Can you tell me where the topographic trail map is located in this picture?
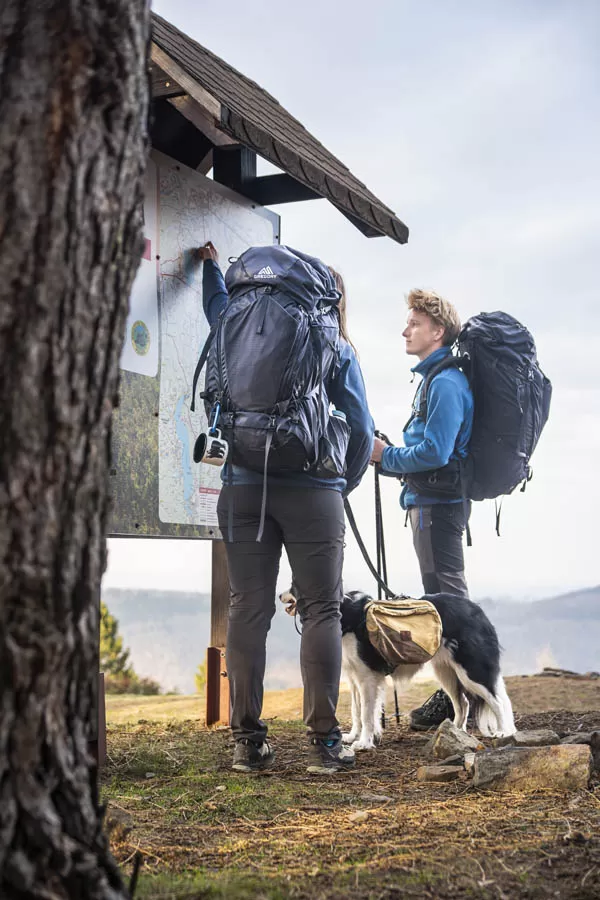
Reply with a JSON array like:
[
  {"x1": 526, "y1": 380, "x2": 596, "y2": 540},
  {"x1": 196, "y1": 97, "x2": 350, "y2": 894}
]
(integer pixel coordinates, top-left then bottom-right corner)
[
  {"x1": 109, "y1": 151, "x2": 278, "y2": 538},
  {"x1": 157, "y1": 155, "x2": 276, "y2": 528}
]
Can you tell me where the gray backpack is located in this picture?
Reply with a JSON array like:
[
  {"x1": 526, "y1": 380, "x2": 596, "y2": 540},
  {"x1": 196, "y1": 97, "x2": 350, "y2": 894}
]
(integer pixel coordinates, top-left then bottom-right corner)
[{"x1": 191, "y1": 246, "x2": 350, "y2": 492}]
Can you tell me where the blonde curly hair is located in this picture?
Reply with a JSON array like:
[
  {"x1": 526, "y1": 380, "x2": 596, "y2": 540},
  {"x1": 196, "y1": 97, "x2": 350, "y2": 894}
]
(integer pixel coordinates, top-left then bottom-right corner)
[{"x1": 407, "y1": 289, "x2": 461, "y2": 346}]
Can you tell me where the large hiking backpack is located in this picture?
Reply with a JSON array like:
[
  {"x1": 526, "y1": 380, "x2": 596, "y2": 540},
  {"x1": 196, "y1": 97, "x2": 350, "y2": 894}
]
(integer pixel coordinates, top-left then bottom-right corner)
[
  {"x1": 191, "y1": 245, "x2": 348, "y2": 480},
  {"x1": 412, "y1": 311, "x2": 552, "y2": 501}
]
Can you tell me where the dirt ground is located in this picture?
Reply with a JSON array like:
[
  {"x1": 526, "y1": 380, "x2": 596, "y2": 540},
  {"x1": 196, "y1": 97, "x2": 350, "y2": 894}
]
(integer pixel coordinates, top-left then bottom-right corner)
[{"x1": 102, "y1": 675, "x2": 600, "y2": 899}]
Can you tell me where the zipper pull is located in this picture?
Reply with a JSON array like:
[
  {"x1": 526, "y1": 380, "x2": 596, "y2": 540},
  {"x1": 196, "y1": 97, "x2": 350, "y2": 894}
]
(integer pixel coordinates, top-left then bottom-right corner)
[{"x1": 256, "y1": 291, "x2": 269, "y2": 334}]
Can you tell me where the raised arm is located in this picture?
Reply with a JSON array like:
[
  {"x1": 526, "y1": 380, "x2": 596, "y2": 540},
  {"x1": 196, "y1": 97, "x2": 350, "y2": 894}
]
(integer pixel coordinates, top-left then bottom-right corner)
[{"x1": 198, "y1": 241, "x2": 228, "y2": 327}]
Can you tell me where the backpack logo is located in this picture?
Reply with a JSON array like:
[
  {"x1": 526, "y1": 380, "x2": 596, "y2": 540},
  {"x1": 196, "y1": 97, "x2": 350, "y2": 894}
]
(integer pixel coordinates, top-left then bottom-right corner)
[{"x1": 255, "y1": 265, "x2": 276, "y2": 279}]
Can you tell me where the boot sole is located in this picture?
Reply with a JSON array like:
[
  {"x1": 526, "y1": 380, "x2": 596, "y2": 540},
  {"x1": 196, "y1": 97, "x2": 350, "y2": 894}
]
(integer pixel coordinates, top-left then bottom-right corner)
[{"x1": 306, "y1": 762, "x2": 355, "y2": 774}]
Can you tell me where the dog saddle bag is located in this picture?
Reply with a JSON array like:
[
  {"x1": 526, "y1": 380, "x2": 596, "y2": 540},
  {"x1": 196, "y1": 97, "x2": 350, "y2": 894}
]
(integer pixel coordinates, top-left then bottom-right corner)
[{"x1": 365, "y1": 597, "x2": 442, "y2": 667}]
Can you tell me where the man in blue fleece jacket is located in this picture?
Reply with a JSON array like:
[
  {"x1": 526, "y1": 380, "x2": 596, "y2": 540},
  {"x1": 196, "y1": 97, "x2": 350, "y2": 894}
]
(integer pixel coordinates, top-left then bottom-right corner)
[
  {"x1": 371, "y1": 288, "x2": 473, "y2": 729},
  {"x1": 197, "y1": 242, "x2": 374, "y2": 773}
]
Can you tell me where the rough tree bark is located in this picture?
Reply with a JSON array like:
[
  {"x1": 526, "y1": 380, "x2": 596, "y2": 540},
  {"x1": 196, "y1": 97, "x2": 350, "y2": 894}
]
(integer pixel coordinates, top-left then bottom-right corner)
[{"x1": 0, "y1": 2, "x2": 150, "y2": 897}]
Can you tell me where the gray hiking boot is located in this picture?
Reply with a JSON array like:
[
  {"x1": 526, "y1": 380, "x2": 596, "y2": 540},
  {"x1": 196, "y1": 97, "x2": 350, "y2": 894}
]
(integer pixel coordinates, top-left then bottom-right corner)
[
  {"x1": 307, "y1": 737, "x2": 355, "y2": 774},
  {"x1": 232, "y1": 738, "x2": 275, "y2": 773},
  {"x1": 409, "y1": 689, "x2": 454, "y2": 731}
]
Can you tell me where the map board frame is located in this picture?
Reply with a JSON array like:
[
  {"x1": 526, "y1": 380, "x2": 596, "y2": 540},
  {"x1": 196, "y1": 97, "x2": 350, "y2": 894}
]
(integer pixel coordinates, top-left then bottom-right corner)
[{"x1": 108, "y1": 149, "x2": 280, "y2": 540}]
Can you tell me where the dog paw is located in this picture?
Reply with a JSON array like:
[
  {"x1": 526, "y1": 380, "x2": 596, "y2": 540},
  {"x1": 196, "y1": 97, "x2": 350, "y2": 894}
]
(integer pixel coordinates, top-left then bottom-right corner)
[
  {"x1": 342, "y1": 731, "x2": 358, "y2": 744},
  {"x1": 351, "y1": 739, "x2": 376, "y2": 752}
]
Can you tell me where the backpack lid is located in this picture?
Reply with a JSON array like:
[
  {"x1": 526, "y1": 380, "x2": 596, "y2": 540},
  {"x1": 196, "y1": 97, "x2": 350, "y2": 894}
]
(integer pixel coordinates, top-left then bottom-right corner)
[
  {"x1": 459, "y1": 311, "x2": 538, "y2": 364},
  {"x1": 224, "y1": 245, "x2": 340, "y2": 312}
]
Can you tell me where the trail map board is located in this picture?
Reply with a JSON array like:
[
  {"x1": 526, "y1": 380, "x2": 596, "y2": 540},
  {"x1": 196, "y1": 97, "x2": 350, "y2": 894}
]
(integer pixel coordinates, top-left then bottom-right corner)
[{"x1": 109, "y1": 150, "x2": 279, "y2": 539}]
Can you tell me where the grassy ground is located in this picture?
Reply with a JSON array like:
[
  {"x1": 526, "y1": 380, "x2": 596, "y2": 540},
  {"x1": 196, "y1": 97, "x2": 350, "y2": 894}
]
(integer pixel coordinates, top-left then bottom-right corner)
[{"x1": 103, "y1": 676, "x2": 600, "y2": 899}]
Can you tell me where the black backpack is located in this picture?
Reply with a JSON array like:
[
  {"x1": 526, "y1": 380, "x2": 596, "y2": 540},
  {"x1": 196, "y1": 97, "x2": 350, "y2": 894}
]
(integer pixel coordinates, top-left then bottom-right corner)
[
  {"x1": 191, "y1": 245, "x2": 349, "y2": 482},
  {"x1": 408, "y1": 311, "x2": 552, "y2": 503}
]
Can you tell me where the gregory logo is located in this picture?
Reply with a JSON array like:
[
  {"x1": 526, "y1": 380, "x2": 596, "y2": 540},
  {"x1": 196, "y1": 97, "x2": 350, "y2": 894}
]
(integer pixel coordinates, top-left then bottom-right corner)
[{"x1": 255, "y1": 265, "x2": 276, "y2": 279}]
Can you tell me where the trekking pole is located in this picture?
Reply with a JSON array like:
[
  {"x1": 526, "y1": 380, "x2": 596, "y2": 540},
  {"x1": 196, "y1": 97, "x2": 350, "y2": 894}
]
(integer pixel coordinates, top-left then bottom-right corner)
[
  {"x1": 374, "y1": 464, "x2": 386, "y2": 731},
  {"x1": 374, "y1": 463, "x2": 401, "y2": 726}
]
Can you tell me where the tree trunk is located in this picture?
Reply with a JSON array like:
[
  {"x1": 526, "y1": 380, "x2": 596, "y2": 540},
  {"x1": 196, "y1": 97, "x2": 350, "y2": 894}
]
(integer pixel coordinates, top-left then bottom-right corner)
[{"x1": 0, "y1": 2, "x2": 150, "y2": 897}]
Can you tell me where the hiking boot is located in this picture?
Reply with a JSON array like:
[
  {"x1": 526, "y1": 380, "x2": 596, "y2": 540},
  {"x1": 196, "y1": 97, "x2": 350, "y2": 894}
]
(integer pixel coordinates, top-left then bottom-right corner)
[
  {"x1": 232, "y1": 738, "x2": 275, "y2": 773},
  {"x1": 307, "y1": 737, "x2": 356, "y2": 774},
  {"x1": 409, "y1": 689, "x2": 454, "y2": 731}
]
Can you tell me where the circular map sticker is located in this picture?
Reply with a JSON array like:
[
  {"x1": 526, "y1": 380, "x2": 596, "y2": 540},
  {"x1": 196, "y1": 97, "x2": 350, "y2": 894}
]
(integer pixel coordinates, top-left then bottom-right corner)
[{"x1": 131, "y1": 320, "x2": 150, "y2": 356}]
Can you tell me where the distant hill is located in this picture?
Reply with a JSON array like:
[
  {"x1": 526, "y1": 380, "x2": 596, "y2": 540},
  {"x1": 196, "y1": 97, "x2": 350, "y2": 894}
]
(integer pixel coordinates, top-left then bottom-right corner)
[
  {"x1": 101, "y1": 587, "x2": 302, "y2": 694},
  {"x1": 102, "y1": 585, "x2": 600, "y2": 694},
  {"x1": 479, "y1": 585, "x2": 600, "y2": 676}
]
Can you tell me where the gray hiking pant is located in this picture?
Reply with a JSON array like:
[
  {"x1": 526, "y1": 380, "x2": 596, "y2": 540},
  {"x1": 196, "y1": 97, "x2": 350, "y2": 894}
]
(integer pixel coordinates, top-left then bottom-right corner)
[
  {"x1": 409, "y1": 502, "x2": 471, "y2": 598},
  {"x1": 217, "y1": 484, "x2": 345, "y2": 743}
]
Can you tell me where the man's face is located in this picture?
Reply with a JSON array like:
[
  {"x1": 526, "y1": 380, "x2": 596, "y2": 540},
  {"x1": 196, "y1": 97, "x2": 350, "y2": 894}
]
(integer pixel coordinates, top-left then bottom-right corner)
[{"x1": 402, "y1": 310, "x2": 445, "y2": 360}]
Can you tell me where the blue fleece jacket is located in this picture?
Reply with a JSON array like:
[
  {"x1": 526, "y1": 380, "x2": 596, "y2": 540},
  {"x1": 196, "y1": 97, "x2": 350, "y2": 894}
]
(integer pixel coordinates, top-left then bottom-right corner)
[
  {"x1": 201, "y1": 259, "x2": 374, "y2": 494},
  {"x1": 380, "y1": 347, "x2": 473, "y2": 508}
]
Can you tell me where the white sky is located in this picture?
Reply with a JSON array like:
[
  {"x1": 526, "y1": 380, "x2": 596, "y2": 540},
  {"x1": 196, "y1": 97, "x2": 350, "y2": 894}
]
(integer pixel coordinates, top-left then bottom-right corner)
[{"x1": 104, "y1": 0, "x2": 600, "y2": 602}]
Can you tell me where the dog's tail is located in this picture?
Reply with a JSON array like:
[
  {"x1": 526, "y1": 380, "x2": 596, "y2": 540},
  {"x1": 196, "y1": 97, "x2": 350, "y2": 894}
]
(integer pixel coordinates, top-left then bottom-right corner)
[
  {"x1": 471, "y1": 677, "x2": 516, "y2": 737},
  {"x1": 473, "y1": 697, "x2": 498, "y2": 737}
]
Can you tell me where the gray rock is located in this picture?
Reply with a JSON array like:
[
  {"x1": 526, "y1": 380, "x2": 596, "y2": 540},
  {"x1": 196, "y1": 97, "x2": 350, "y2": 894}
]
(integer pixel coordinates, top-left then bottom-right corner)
[
  {"x1": 359, "y1": 792, "x2": 394, "y2": 803},
  {"x1": 348, "y1": 811, "x2": 370, "y2": 823},
  {"x1": 474, "y1": 744, "x2": 592, "y2": 792},
  {"x1": 561, "y1": 733, "x2": 594, "y2": 745},
  {"x1": 431, "y1": 719, "x2": 484, "y2": 759},
  {"x1": 440, "y1": 754, "x2": 465, "y2": 767},
  {"x1": 416, "y1": 765, "x2": 462, "y2": 783},
  {"x1": 493, "y1": 729, "x2": 560, "y2": 748}
]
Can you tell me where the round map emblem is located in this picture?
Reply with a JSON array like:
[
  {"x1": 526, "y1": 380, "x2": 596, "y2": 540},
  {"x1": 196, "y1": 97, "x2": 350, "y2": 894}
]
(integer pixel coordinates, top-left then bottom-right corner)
[{"x1": 131, "y1": 320, "x2": 150, "y2": 356}]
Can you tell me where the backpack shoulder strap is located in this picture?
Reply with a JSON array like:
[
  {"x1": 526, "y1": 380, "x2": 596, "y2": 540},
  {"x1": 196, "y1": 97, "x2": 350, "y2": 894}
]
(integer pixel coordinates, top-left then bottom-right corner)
[
  {"x1": 190, "y1": 324, "x2": 217, "y2": 413},
  {"x1": 417, "y1": 355, "x2": 465, "y2": 422}
]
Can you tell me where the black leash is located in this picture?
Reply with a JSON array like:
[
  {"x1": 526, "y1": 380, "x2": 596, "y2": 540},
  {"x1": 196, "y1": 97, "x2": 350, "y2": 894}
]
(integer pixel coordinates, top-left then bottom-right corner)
[{"x1": 344, "y1": 497, "x2": 396, "y2": 600}]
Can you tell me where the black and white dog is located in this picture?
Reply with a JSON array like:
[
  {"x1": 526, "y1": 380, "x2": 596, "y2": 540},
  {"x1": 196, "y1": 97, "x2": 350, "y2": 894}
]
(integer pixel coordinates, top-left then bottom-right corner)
[{"x1": 280, "y1": 587, "x2": 515, "y2": 751}]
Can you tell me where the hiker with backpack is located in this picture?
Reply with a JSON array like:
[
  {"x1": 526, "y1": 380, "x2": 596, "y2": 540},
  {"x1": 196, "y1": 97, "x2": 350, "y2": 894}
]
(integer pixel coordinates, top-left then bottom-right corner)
[
  {"x1": 370, "y1": 289, "x2": 473, "y2": 730},
  {"x1": 194, "y1": 241, "x2": 374, "y2": 773},
  {"x1": 370, "y1": 289, "x2": 551, "y2": 730}
]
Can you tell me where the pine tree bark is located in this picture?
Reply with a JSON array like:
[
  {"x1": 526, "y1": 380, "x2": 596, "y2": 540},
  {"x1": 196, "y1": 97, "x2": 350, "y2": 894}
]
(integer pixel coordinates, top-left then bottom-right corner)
[{"x1": 0, "y1": 2, "x2": 150, "y2": 897}]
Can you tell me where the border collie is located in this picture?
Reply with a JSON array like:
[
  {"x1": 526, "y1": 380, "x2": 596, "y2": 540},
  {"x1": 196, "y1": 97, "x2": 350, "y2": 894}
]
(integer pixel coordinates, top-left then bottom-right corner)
[{"x1": 280, "y1": 588, "x2": 515, "y2": 751}]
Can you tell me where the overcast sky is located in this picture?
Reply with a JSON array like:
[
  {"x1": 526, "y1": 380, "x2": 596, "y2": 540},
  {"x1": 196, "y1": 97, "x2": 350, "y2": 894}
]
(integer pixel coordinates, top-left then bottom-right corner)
[{"x1": 105, "y1": 0, "x2": 600, "y2": 602}]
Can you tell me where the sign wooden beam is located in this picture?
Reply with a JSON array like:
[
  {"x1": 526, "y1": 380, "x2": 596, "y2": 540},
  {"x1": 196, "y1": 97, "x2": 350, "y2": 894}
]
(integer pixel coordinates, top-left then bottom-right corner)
[{"x1": 206, "y1": 540, "x2": 230, "y2": 727}]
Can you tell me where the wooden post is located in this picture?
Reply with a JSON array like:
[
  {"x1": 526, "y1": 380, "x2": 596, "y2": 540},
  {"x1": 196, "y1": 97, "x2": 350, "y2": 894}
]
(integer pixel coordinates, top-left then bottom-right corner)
[
  {"x1": 88, "y1": 672, "x2": 106, "y2": 766},
  {"x1": 206, "y1": 540, "x2": 230, "y2": 727}
]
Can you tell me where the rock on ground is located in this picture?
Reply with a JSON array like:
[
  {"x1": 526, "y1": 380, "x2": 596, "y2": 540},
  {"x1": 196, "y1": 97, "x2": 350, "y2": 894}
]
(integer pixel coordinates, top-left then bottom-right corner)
[
  {"x1": 493, "y1": 729, "x2": 560, "y2": 748},
  {"x1": 473, "y1": 744, "x2": 592, "y2": 791},
  {"x1": 416, "y1": 765, "x2": 462, "y2": 783},
  {"x1": 431, "y1": 719, "x2": 484, "y2": 759}
]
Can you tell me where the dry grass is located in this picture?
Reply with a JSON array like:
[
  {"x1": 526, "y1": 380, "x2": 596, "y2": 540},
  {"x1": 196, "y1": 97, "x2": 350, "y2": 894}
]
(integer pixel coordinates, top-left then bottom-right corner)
[
  {"x1": 106, "y1": 674, "x2": 600, "y2": 726},
  {"x1": 102, "y1": 677, "x2": 600, "y2": 899}
]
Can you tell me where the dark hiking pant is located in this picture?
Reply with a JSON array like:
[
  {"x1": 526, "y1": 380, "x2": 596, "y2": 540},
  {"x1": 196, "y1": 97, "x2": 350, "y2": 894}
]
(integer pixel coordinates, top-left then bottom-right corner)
[
  {"x1": 217, "y1": 484, "x2": 345, "y2": 744},
  {"x1": 408, "y1": 502, "x2": 471, "y2": 599}
]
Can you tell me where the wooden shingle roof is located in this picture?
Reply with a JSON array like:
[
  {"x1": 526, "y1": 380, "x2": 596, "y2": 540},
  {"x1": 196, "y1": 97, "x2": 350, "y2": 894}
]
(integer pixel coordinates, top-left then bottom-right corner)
[{"x1": 151, "y1": 13, "x2": 409, "y2": 244}]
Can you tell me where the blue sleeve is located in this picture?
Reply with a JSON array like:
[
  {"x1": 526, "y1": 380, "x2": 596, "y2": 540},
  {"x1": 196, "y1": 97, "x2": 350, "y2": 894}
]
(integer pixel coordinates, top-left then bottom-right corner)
[
  {"x1": 328, "y1": 342, "x2": 374, "y2": 494},
  {"x1": 380, "y1": 373, "x2": 463, "y2": 474},
  {"x1": 202, "y1": 259, "x2": 228, "y2": 327}
]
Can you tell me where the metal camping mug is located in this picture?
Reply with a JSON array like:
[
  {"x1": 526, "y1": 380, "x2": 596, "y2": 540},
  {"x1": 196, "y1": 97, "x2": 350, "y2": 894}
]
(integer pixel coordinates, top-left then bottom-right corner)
[{"x1": 193, "y1": 428, "x2": 229, "y2": 466}]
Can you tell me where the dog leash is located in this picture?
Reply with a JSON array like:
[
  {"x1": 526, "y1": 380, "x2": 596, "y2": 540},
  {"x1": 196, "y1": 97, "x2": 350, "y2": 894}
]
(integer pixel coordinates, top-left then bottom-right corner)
[
  {"x1": 343, "y1": 430, "x2": 401, "y2": 601},
  {"x1": 344, "y1": 497, "x2": 396, "y2": 600}
]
